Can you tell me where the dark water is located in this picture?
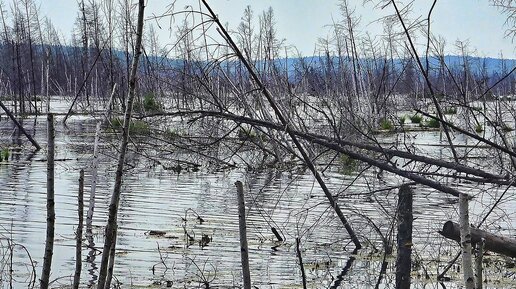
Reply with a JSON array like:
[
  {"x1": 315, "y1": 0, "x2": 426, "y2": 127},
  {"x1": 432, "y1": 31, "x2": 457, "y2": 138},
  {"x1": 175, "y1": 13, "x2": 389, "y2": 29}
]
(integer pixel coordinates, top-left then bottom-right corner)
[{"x1": 0, "y1": 110, "x2": 515, "y2": 288}]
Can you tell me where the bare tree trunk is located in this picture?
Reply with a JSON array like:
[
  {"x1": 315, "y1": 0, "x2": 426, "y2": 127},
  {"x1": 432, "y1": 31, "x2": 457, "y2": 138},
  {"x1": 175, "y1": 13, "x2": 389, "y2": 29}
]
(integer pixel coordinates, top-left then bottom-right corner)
[
  {"x1": 0, "y1": 100, "x2": 41, "y2": 150},
  {"x1": 86, "y1": 122, "x2": 101, "y2": 227},
  {"x1": 73, "y1": 169, "x2": 85, "y2": 289},
  {"x1": 202, "y1": 0, "x2": 362, "y2": 249},
  {"x1": 105, "y1": 222, "x2": 118, "y2": 289},
  {"x1": 395, "y1": 184, "x2": 413, "y2": 289},
  {"x1": 475, "y1": 239, "x2": 484, "y2": 289},
  {"x1": 96, "y1": 2, "x2": 145, "y2": 288},
  {"x1": 460, "y1": 193, "x2": 474, "y2": 289},
  {"x1": 40, "y1": 113, "x2": 55, "y2": 289},
  {"x1": 235, "y1": 181, "x2": 251, "y2": 289},
  {"x1": 296, "y1": 237, "x2": 307, "y2": 289}
]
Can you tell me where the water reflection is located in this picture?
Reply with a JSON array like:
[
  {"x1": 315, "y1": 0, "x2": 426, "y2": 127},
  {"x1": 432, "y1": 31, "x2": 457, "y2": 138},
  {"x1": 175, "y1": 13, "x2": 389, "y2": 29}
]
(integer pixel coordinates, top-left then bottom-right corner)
[{"x1": 0, "y1": 115, "x2": 515, "y2": 288}]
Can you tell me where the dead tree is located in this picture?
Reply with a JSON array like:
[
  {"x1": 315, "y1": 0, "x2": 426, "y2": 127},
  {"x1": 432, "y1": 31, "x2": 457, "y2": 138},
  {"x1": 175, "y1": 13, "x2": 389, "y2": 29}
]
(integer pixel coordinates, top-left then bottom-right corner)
[
  {"x1": 201, "y1": 0, "x2": 362, "y2": 250},
  {"x1": 40, "y1": 113, "x2": 55, "y2": 289},
  {"x1": 73, "y1": 169, "x2": 85, "y2": 289},
  {"x1": 96, "y1": 1, "x2": 145, "y2": 288}
]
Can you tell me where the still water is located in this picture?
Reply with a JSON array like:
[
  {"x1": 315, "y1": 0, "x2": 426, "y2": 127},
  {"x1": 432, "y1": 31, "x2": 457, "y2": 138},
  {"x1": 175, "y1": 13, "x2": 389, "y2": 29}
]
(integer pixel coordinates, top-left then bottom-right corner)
[{"x1": 0, "y1": 112, "x2": 515, "y2": 288}]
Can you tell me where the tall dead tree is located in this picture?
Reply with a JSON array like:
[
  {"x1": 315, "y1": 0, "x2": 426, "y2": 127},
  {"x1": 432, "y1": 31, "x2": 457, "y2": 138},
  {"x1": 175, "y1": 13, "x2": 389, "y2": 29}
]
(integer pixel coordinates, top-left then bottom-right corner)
[
  {"x1": 40, "y1": 113, "x2": 55, "y2": 289},
  {"x1": 96, "y1": 1, "x2": 145, "y2": 288},
  {"x1": 201, "y1": 0, "x2": 362, "y2": 250}
]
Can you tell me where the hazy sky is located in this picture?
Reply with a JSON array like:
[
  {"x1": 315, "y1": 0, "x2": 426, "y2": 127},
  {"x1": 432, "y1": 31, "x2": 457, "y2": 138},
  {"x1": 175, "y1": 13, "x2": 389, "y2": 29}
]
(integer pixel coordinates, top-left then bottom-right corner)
[{"x1": 37, "y1": 0, "x2": 515, "y2": 58}]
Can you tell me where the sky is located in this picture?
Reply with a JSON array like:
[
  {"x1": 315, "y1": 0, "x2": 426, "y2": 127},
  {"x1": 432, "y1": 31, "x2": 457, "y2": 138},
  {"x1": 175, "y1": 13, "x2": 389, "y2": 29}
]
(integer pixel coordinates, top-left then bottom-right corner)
[{"x1": 36, "y1": 0, "x2": 515, "y2": 58}]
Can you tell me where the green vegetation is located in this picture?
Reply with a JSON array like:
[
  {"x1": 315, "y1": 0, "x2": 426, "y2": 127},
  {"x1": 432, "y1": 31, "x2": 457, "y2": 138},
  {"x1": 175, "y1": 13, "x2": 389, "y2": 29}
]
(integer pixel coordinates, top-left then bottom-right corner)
[
  {"x1": 133, "y1": 93, "x2": 162, "y2": 113},
  {"x1": 501, "y1": 123, "x2": 514, "y2": 132},
  {"x1": 339, "y1": 154, "x2": 358, "y2": 175},
  {"x1": 409, "y1": 114, "x2": 423, "y2": 124},
  {"x1": 379, "y1": 118, "x2": 394, "y2": 131},
  {"x1": 0, "y1": 148, "x2": 8, "y2": 162},
  {"x1": 443, "y1": 107, "x2": 457, "y2": 114},
  {"x1": 399, "y1": 115, "x2": 406, "y2": 125},
  {"x1": 471, "y1": 106, "x2": 483, "y2": 112},
  {"x1": 143, "y1": 93, "x2": 161, "y2": 112},
  {"x1": 110, "y1": 117, "x2": 151, "y2": 135},
  {"x1": 164, "y1": 128, "x2": 180, "y2": 140},
  {"x1": 237, "y1": 127, "x2": 268, "y2": 142},
  {"x1": 475, "y1": 124, "x2": 483, "y2": 133},
  {"x1": 424, "y1": 118, "x2": 441, "y2": 128}
]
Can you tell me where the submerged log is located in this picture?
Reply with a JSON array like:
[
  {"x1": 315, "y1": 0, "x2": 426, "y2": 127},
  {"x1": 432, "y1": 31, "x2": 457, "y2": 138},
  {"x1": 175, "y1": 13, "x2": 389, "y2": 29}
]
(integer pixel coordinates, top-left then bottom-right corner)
[{"x1": 439, "y1": 221, "x2": 516, "y2": 258}]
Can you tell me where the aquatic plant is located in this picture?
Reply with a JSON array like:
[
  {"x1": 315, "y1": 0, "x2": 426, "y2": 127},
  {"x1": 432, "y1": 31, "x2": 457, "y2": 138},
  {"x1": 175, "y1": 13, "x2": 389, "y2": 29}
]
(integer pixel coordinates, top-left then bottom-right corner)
[
  {"x1": 109, "y1": 117, "x2": 150, "y2": 135},
  {"x1": 379, "y1": 118, "x2": 394, "y2": 131},
  {"x1": 475, "y1": 124, "x2": 483, "y2": 133},
  {"x1": 501, "y1": 123, "x2": 514, "y2": 132},
  {"x1": 1, "y1": 148, "x2": 9, "y2": 161},
  {"x1": 425, "y1": 118, "x2": 441, "y2": 128},
  {"x1": 339, "y1": 154, "x2": 358, "y2": 175},
  {"x1": 443, "y1": 107, "x2": 457, "y2": 114},
  {"x1": 164, "y1": 128, "x2": 180, "y2": 140},
  {"x1": 143, "y1": 92, "x2": 161, "y2": 112},
  {"x1": 410, "y1": 114, "x2": 423, "y2": 124}
]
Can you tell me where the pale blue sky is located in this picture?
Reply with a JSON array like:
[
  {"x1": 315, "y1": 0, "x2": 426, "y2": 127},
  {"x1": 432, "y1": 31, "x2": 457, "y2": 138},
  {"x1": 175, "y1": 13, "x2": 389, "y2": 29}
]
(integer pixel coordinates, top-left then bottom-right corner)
[{"x1": 37, "y1": 0, "x2": 515, "y2": 58}]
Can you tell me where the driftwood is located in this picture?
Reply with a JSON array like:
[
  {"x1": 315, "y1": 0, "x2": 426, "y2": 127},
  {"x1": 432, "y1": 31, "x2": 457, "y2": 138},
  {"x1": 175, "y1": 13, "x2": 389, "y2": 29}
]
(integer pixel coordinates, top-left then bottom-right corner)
[{"x1": 439, "y1": 221, "x2": 516, "y2": 258}]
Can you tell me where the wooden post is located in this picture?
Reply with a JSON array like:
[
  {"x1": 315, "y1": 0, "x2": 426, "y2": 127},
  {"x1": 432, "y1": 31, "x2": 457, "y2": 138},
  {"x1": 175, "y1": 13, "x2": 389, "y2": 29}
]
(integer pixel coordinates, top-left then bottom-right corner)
[
  {"x1": 396, "y1": 184, "x2": 413, "y2": 289},
  {"x1": 235, "y1": 181, "x2": 251, "y2": 289},
  {"x1": 296, "y1": 237, "x2": 307, "y2": 289},
  {"x1": 73, "y1": 169, "x2": 85, "y2": 289},
  {"x1": 475, "y1": 238, "x2": 484, "y2": 289},
  {"x1": 40, "y1": 113, "x2": 55, "y2": 289},
  {"x1": 460, "y1": 193, "x2": 474, "y2": 289}
]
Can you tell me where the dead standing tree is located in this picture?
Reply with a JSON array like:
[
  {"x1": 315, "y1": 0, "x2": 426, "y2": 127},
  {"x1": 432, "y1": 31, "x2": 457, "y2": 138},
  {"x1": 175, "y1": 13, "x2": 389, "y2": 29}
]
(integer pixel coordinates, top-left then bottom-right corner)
[
  {"x1": 96, "y1": 1, "x2": 145, "y2": 289},
  {"x1": 40, "y1": 113, "x2": 55, "y2": 289},
  {"x1": 201, "y1": 0, "x2": 362, "y2": 250}
]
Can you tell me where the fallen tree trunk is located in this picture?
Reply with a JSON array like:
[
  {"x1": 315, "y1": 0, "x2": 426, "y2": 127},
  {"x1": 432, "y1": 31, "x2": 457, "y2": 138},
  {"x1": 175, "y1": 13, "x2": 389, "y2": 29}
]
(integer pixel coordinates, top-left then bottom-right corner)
[{"x1": 439, "y1": 221, "x2": 516, "y2": 258}]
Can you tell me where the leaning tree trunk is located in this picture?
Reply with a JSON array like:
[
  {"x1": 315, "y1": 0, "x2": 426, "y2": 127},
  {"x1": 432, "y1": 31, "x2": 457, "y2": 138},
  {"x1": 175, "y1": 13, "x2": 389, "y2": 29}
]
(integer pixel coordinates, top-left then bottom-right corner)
[
  {"x1": 40, "y1": 113, "x2": 55, "y2": 289},
  {"x1": 96, "y1": 2, "x2": 145, "y2": 289}
]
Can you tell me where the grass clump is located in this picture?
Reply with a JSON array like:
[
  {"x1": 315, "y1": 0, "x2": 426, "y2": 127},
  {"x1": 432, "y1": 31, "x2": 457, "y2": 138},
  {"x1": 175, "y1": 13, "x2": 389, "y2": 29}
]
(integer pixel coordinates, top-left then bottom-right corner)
[
  {"x1": 501, "y1": 123, "x2": 514, "y2": 132},
  {"x1": 472, "y1": 106, "x2": 483, "y2": 112},
  {"x1": 164, "y1": 128, "x2": 180, "y2": 140},
  {"x1": 0, "y1": 148, "x2": 9, "y2": 162},
  {"x1": 443, "y1": 107, "x2": 457, "y2": 114},
  {"x1": 410, "y1": 114, "x2": 423, "y2": 124},
  {"x1": 424, "y1": 118, "x2": 441, "y2": 128},
  {"x1": 110, "y1": 117, "x2": 150, "y2": 135},
  {"x1": 475, "y1": 124, "x2": 483, "y2": 133},
  {"x1": 133, "y1": 93, "x2": 162, "y2": 113},
  {"x1": 379, "y1": 118, "x2": 394, "y2": 131},
  {"x1": 143, "y1": 93, "x2": 161, "y2": 112},
  {"x1": 339, "y1": 154, "x2": 358, "y2": 175},
  {"x1": 399, "y1": 115, "x2": 406, "y2": 125}
]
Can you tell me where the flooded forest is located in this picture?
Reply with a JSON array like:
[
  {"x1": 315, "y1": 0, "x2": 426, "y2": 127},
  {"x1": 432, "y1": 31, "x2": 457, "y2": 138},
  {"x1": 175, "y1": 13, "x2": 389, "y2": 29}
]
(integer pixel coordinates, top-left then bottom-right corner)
[{"x1": 1, "y1": 0, "x2": 516, "y2": 288}]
